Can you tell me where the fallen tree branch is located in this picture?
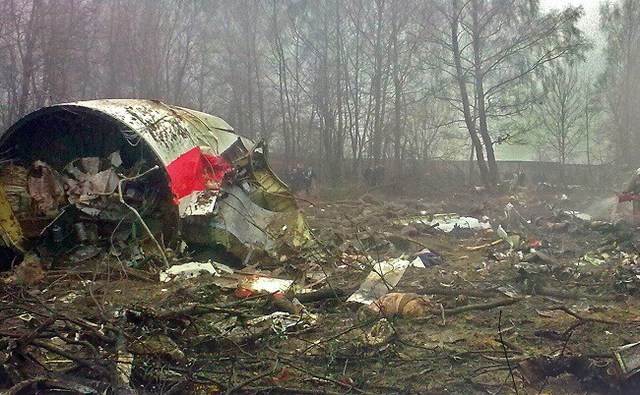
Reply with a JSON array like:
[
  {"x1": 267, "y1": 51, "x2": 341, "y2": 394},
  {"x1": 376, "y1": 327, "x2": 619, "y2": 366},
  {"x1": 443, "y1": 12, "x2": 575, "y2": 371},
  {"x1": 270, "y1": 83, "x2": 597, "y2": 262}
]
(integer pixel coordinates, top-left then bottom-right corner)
[
  {"x1": 550, "y1": 305, "x2": 621, "y2": 325},
  {"x1": 17, "y1": 316, "x2": 57, "y2": 346},
  {"x1": 238, "y1": 386, "x2": 344, "y2": 395},
  {"x1": 536, "y1": 286, "x2": 620, "y2": 302},
  {"x1": 295, "y1": 287, "x2": 346, "y2": 303},
  {"x1": 31, "y1": 339, "x2": 110, "y2": 377},
  {"x1": 418, "y1": 286, "x2": 499, "y2": 298},
  {"x1": 499, "y1": 310, "x2": 519, "y2": 394},
  {"x1": 282, "y1": 358, "x2": 370, "y2": 394},
  {"x1": 6, "y1": 377, "x2": 99, "y2": 395},
  {"x1": 225, "y1": 368, "x2": 275, "y2": 394},
  {"x1": 154, "y1": 304, "x2": 249, "y2": 320}
]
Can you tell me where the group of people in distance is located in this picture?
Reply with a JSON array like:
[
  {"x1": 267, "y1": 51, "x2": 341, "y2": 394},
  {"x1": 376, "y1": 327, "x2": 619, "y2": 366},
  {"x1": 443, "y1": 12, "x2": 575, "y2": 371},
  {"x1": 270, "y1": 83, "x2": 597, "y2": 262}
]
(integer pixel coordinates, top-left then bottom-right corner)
[
  {"x1": 286, "y1": 163, "x2": 386, "y2": 196},
  {"x1": 286, "y1": 164, "x2": 316, "y2": 195}
]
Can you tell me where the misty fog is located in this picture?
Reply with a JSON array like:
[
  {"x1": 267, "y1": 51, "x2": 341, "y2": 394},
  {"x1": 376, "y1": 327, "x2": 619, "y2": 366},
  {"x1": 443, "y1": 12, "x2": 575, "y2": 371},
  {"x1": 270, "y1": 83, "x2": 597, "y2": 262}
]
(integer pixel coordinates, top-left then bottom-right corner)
[{"x1": 0, "y1": 0, "x2": 636, "y2": 189}]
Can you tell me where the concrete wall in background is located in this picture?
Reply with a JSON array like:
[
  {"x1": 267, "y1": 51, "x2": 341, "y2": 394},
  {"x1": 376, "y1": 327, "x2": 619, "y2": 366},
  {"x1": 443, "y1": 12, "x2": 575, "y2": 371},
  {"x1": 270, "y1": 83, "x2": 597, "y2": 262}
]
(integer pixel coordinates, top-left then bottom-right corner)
[{"x1": 269, "y1": 155, "x2": 615, "y2": 190}]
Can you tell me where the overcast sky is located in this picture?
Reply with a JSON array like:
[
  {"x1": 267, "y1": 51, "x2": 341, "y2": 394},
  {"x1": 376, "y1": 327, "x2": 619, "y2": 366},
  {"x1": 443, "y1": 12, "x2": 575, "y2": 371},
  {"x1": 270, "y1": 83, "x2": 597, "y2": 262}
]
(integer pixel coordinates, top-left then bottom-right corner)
[
  {"x1": 541, "y1": 0, "x2": 610, "y2": 38},
  {"x1": 540, "y1": 0, "x2": 612, "y2": 70},
  {"x1": 540, "y1": 0, "x2": 608, "y2": 12},
  {"x1": 540, "y1": 0, "x2": 613, "y2": 35}
]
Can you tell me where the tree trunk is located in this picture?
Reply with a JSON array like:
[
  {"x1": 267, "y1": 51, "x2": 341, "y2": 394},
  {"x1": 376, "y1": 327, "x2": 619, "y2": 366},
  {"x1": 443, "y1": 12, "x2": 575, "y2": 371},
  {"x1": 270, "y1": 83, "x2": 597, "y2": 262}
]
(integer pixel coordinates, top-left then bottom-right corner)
[
  {"x1": 450, "y1": 3, "x2": 490, "y2": 187},
  {"x1": 471, "y1": 0, "x2": 498, "y2": 189}
]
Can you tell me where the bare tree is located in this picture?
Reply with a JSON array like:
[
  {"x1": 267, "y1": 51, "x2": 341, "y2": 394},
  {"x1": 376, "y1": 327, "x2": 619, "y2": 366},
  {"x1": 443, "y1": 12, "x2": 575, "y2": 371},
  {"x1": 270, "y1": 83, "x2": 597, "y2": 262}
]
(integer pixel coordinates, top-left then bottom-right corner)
[
  {"x1": 429, "y1": 0, "x2": 586, "y2": 189},
  {"x1": 0, "y1": 0, "x2": 447, "y2": 173},
  {"x1": 534, "y1": 63, "x2": 585, "y2": 185}
]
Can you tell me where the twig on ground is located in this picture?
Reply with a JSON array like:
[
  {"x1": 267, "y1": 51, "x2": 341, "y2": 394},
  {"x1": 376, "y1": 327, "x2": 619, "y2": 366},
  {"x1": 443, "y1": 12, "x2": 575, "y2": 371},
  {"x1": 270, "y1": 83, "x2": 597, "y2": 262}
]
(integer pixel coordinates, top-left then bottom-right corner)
[
  {"x1": 31, "y1": 339, "x2": 110, "y2": 377},
  {"x1": 550, "y1": 305, "x2": 620, "y2": 325},
  {"x1": 466, "y1": 239, "x2": 504, "y2": 251},
  {"x1": 295, "y1": 287, "x2": 346, "y2": 303},
  {"x1": 225, "y1": 367, "x2": 276, "y2": 394},
  {"x1": 282, "y1": 358, "x2": 370, "y2": 394},
  {"x1": 238, "y1": 386, "x2": 343, "y2": 395},
  {"x1": 499, "y1": 310, "x2": 519, "y2": 395}
]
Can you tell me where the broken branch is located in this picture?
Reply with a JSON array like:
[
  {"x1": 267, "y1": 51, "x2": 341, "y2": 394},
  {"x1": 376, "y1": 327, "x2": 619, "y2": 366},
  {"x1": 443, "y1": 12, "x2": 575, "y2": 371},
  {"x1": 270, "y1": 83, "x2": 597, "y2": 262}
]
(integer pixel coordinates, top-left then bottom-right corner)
[{"x1": 116, "y1": 165, "x2": 170, "y2": 268}]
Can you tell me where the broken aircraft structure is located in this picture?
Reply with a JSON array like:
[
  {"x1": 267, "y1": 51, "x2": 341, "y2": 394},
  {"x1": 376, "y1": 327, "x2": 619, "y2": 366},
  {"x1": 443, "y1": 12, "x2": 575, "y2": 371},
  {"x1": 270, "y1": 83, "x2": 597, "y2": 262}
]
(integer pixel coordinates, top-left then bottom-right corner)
[{"x1": 0, "y1": 99, "x2": 313, "y2": 268}]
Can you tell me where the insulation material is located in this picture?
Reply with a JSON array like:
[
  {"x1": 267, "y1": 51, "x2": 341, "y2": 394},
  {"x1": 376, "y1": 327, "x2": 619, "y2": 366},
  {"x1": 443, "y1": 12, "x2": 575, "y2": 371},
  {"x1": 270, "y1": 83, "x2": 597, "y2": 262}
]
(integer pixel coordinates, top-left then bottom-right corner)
[
  {"x1": 0, "y1": 165, "x2": 31, "y2": 218},
  {"x1": 160, "y1": 261, "x2": 217, "y2": 282},
  {"x1": 240, "y1": 275, "x2": 294, "y2": 294},
  {"x1": 64, "y1": 156, "x2": 120, "y2": 204},
  {"x1": 0, "y1": 185, "x2": 23, "y2": 249}
]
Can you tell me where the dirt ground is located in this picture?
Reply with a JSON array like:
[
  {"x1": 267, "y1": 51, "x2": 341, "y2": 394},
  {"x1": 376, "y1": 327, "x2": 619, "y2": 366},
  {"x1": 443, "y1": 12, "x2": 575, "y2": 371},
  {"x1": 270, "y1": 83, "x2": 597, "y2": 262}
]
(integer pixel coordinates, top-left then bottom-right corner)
[{"x1": 3, "y1": 183, "x2": 640, "y2": 394}]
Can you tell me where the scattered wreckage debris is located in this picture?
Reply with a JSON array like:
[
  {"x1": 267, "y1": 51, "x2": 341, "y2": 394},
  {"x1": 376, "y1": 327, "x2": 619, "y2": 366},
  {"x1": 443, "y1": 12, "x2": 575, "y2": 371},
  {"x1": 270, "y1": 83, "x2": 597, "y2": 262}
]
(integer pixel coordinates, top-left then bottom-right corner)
[
  {"x1": 4, "y1": 102, "x2": 640, "y2": 392},
  {"x1": 0, "y1": 275, "x2": 319, "y2": 394},
  {"x1": 397, "y1": 212, "x2": 492, "y2": 234},
  {"x1": 517, "y1": 337, "x2": 640, "y2": 393},
  {"x1": 614, "y1": 341, "x2": 640, "y2": 379}
]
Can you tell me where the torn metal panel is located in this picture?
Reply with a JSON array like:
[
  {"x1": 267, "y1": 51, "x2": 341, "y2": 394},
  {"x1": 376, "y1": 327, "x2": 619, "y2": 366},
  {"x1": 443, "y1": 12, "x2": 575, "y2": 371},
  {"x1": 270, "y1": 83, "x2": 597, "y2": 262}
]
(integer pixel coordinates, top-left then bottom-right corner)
[
  {"x1": 178, "y1": 191, "x2": 218, "y2": 218},
  {"x1": 167, "y1": 147, "x2": 231, "y2": 199},
  {"x1": 1, "y1": 99, "x2": 252, "y2": 178},
  {"x1": 249, "y1": 161, "x2": 299, "y2": 213},
  {"x1": 210, "y1": 184, "x2": 313, "y2": 255},
  {"x1": 27, "y1": 161, "x2": 66, "y2": 217},
  {"x1": 59, "y1": 99, "x2": 254, "y2": 165}
]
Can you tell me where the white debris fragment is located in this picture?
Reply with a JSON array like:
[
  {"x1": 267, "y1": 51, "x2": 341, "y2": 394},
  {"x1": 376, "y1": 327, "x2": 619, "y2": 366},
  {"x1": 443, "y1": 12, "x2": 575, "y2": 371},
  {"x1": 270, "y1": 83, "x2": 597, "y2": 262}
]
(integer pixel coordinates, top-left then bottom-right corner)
[
  {"x1": 347, "y1": 258, "x2": 426, "y2": 305},
  {"x1": 245, "y1": 276, "x2": 294, "y2": 294},
  {"x1": 497, "y1": 225, "x2": 521, "y2": 250},
  {"x1": 211, "y1": 261, "x2": 235, "y2": 274},
  {"x1": 564, "y1": 210, "x2": 592, "y2": 221},
  {"x1": 414, "y1": 214, "x2": 492, "y2": 233},
  {"x1": 160, "y1": 261, "x2": 217, "y2": 282}
]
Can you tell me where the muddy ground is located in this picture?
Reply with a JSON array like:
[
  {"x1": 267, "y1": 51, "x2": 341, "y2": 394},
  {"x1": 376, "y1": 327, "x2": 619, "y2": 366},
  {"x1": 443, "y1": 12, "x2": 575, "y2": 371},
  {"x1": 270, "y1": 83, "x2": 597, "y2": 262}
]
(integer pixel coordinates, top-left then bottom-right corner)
[{"x1": 2, "y1": 183, "x2": 640, "y2": 394}]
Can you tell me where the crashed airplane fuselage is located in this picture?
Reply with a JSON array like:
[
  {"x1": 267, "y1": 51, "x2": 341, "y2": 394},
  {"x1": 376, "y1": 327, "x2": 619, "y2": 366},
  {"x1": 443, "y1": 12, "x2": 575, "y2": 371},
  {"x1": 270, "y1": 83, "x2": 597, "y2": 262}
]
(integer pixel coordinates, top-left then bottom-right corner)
[{"x1": 0, "y1": 99, "x2": 313, "y2": 266}]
